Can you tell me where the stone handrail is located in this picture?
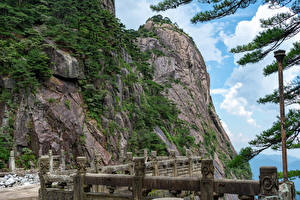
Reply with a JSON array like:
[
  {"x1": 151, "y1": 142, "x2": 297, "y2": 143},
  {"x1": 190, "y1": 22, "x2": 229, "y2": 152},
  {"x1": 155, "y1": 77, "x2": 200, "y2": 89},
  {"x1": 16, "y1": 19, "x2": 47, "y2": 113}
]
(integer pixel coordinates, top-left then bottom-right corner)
[{"x1": 39, "y1": 154, "x2": 280, "y2": 200}]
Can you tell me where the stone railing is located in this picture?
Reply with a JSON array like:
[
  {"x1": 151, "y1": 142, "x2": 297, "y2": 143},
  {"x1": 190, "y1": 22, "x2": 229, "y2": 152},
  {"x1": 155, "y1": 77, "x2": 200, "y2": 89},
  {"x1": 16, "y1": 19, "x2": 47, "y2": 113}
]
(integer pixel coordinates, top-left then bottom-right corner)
[
  {"x1": 38, "y1": 152, "x2": 281, "y2": 200},
  {"x1": 100, "y1": 150, "x2": 201, "y2": 178}
]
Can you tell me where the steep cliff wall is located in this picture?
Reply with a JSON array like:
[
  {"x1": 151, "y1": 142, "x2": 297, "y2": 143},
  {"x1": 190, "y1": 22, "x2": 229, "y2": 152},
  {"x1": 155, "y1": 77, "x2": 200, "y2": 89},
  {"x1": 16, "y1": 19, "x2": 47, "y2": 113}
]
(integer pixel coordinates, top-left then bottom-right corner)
[
  {"x1": 136, "y1": 16, "x2": 251, "y2": 179},
  {"x1": 0, "y1": 0, "x2": 250, "y2": 179}
]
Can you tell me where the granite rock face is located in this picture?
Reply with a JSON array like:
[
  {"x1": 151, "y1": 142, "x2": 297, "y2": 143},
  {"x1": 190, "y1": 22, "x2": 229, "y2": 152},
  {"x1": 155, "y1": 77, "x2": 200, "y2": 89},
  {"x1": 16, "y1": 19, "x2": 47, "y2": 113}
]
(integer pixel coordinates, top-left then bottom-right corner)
[
  {"x1": 45, "y1": 47, "x2": 83, "y2": 79},
  {"x1": 137, "y1": 20, "x2": 237, "y2": 177},
  {"x1": 99, "y1": 0, "x2": 115, "y2": 15},
  {"x1": 0, "y1": 1, "x2": 243, "y2": 184},
  {"x1": 12, "y1": 76, "x2": 111, "y2": 165}
]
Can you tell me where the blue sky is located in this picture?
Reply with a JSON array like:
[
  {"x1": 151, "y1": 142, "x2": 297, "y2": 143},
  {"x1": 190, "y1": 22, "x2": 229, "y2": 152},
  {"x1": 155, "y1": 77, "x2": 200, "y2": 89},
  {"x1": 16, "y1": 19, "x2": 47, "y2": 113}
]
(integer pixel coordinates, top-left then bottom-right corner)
[{"x1": 115, "y1": 0, "x2": 300, "y2": 158}]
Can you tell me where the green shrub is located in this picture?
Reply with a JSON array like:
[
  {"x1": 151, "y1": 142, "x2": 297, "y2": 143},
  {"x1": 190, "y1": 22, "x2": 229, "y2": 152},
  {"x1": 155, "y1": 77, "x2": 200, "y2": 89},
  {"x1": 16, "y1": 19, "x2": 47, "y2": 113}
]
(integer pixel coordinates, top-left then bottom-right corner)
[{"x1": 16, "y1": 148, "x2": 37, "y2": 170}]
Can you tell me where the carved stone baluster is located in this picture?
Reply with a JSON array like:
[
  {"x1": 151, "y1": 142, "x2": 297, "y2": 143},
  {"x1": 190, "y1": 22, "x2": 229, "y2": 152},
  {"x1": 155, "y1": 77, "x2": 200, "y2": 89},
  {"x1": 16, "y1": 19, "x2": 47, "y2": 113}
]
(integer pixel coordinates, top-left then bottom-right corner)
[
  {"x1": 151, "y1": 151, "x2": 158, "y2": 176},
  {"x1": 186, "y1": 149, "x2": 193, "y2": 176},
  {"x1": 49, "y1": 150, "x2": 53, "y2": 173},
  {"x1": 126, "y1": 152, "x2": 133, "y2": 175},
  {"x1": 9, "y1": 150, "x2": 15, "y2": 173},
  {"x1": 143, "y1": 149, "x2": 148, "y2": 162},
  {"x1": 60, "y1": 148, "x2": 65, "y2": 172},
  {"x1": 74, "y1": 157, "x2": 87, "y2": 200},
  {"x1": 259, "y1": 166, "x2": 279, "y2": 199},
  {"x1": 170, "y1": 150, "x2": 177, "y2": 177},
  {"x1": 39, "y1": 156, "x2": 50, "y2": 200},
  {"x1": 94, "y1": 153, "x2": 103, "y2": 192},
  {"x1": 200, "y1": 159, "x2": 214, "y2": 200},
  {"x1": 133, "y1": 157, "x2": 145, "y2": 200}
]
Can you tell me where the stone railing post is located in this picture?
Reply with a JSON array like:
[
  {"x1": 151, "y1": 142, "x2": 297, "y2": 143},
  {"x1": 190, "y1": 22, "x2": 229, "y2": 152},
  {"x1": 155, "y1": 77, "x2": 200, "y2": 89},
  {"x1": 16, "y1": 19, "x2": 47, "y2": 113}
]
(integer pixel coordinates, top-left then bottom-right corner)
[
  {"x1": 60, "y1": 149, "x2": 65, "y2": 172},
  {"x1": 9, "y1": 150, "x2": 15, "y2": 173},
  {"x1": 74, "y1": 157, "x2": 87, "y2": 200},
  {"x1": 94, "y1": 153, "x2": 103, "y2": 192},
  {"x1": 126, "y1": 152, "x2": 133, "y2": 175},
  {"x1": 151, "y1": 151, "x2": 158, "y2": 176},
  {"x1": 120, "y1": 149, "x2": 125, "y2": 163},
  {"x1": 186, "y1": 149, "x2": 193, "y2": 176},
  {"x1": 49, "y1": 150, "x2": 53, "y2": 173},
  {"x1": 39, "y1": 156, "x2": 50, "y2": 200},
  {"x1": 94, "y1": 153, "x2": 101, "y2": 173},
  {"x1": 143, "y1": 149, "x2": 148, "y2": 162},
  {"x1": 133, "y1": 157, "x2": 145, "y2": 200},
  {"x1": 170, "y1": 150, "x2": 177, "y2": 177},
  {"x1": 200, "y1": 160, "x2": 214, "y2": 200},
  {"x1": 259, "y1": 167, "x2": 279, "y2": 199}
]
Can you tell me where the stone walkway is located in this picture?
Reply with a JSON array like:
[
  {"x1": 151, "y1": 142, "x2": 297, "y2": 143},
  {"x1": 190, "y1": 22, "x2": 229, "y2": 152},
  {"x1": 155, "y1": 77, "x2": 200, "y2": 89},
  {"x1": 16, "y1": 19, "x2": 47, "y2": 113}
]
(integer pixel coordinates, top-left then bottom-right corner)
[{"x1": 0, "y1": 184, "x2": 39, "y2": 200}]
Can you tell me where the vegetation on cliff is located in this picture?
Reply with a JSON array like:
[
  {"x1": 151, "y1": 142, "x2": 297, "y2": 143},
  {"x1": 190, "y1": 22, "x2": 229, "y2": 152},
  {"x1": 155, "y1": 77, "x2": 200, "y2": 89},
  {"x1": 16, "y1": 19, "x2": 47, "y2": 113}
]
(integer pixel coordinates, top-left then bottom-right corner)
[
  {"x1": 0, "y1": 0, "x2": 195, "y2": 167},
  {"x1": 0, "y1": 0, "x2": 251, "y2": 180}
]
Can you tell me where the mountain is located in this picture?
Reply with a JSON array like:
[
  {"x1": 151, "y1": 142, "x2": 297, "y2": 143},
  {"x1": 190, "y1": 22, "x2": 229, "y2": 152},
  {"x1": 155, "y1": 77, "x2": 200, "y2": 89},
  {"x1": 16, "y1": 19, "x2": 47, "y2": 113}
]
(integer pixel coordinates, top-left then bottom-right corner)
[
  {"x1": 0, "y1": 0, "x2": 250, "y2": 180},
  {"x1": 250, "y1": 154, "x2": 300, "y2": 199}
]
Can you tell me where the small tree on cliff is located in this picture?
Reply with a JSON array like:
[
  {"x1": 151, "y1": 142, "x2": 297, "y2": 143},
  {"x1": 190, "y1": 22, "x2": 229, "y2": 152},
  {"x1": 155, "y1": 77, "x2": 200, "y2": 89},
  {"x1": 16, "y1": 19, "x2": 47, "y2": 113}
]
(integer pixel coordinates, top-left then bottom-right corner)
[{"x1": 151, "y1": 0, "x2": 300, "y2": 177}]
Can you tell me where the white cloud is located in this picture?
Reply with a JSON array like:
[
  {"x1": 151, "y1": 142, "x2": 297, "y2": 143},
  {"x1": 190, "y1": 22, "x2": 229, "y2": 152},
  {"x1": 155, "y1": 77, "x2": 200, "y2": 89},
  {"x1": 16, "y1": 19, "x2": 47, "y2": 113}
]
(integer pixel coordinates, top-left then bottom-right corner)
[
  {"x1": 210, "y1": 88, "x2": 227, "y2": 95},
  {"x1": 221, "y1": 4, "x2": 293, "y2": 51},
  {"x1": 217, "y1": 4, "x2": 300, "y2": 126},
  {"x1": 115, "y1": 0, "x2": 227, "y2": 64},
  {"x1": 221, "y1": 120, "x2": 250, "y2": 151},
  {"x1": 213, "y1": 83, "x2": 258, "y2": 126}
]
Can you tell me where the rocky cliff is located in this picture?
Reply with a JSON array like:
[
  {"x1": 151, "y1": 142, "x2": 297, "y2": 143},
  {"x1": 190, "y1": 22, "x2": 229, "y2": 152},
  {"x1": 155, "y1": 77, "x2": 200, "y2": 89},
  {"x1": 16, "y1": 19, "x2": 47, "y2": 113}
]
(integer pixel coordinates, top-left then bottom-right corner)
[{"x1": 0, "y1": 0, "x2": 250, "y2": 179}]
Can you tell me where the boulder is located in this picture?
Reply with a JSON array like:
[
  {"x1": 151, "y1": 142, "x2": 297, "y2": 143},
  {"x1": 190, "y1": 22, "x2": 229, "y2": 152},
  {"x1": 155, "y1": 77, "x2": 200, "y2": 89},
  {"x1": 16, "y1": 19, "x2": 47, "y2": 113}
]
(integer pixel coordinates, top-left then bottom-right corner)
[
  {"x1": 45, "y1": 47, "x2": 83, "y2": 79},
  {"x1": 279, "y1": 181, "x2": 296, "y2": 200}
]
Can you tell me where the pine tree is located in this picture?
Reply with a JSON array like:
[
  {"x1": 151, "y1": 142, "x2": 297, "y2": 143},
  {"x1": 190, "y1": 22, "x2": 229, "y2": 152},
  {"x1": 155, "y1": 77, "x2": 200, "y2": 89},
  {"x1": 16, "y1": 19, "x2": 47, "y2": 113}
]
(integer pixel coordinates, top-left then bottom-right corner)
[{"x1": 151, "y1": 0, "x2": 300, "y2": 178}]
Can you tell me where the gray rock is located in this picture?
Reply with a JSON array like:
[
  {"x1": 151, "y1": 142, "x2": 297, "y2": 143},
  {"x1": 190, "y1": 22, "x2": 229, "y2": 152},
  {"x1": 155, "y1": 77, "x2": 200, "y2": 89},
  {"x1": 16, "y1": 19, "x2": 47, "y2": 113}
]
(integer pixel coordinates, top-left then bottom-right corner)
[
  {"x1": 100, "y1": 0, "x2": 115, "y2": 15},
  {"x1": 43, "y1": 42, "x2": 83, "y2": 79},
  {"x1": 137, "y1": 19, "x2": 238, "y2": 179},
  {"x1": 50, "y1": 49, "x2": 82, "y2": 79},
  {"x1": 5, "y1": 177, "x2": 16, "y2": 186},
  {"x1": 279, "y1": 181, "x2": 296, "y2": 200}
]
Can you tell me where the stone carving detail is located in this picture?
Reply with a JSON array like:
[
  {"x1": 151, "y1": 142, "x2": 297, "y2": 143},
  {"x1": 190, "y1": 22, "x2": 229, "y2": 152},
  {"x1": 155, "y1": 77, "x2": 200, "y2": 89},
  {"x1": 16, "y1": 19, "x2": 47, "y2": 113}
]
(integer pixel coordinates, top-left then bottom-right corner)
[
  {"x1": 169, "y1": 150, "x2": 176, "y2": 159},
  {"x1": 259, "y1": 166, "x2": 278, "y2": 196},
  {"x1": 39, "y1": 156, "x2": 50, "y2": 174},
  {"x1": 201, "y1": 160, "x2": 214, "y2": 179},
  {"x1": 151, "y1": 151, "x2": 157, "y2": 161},
  {"x1": 134, "y1": 158, "x2": 146, "y2": 177},
  {"x1": 76, "y1": 157, "x2": 87, "y2": 174},
  {"x1": 126, "y1": 152, "x2": 133, "y2": 163}
]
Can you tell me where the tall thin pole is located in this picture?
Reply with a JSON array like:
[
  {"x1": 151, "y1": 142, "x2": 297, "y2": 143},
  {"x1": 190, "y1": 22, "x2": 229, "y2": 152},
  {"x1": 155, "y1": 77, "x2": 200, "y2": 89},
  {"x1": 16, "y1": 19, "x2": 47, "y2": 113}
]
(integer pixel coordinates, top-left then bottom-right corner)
[{"x1": 274, "y1": 50, "x2": 288, "y2": 182}]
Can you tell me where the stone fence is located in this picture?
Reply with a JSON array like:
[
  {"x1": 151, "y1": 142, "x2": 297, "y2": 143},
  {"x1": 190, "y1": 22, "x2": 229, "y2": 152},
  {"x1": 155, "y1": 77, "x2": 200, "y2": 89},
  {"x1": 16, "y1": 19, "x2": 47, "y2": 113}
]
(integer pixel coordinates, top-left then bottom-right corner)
[{"x1": 38, "y1": 151, "x2": 281, "y2": 200}]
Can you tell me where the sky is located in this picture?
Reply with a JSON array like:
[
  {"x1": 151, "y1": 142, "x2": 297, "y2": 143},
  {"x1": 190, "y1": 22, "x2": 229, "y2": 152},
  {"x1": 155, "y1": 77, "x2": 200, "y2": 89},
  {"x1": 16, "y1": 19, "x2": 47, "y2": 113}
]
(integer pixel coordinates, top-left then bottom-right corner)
[{"x1": 115, "y1": 0, "x2": 300, "y2": 158}]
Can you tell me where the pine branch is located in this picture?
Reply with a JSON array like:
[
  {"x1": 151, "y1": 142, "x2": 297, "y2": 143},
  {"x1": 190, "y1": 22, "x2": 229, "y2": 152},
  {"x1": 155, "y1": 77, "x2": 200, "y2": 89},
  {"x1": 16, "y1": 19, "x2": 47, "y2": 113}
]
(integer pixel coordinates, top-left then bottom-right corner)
[
  {"x1": 150, "y1": 0, "x2": 194, "y2": 11},
  {"x1": 264, "y1": 42, "x2": 300, "y2": 75},
  {"x1": 258, "y1": 76, "x2": 300, "y2": 105},
  {"x1": 249, "y1": 110, "x2": 300, "y2": 151},
  {"x1": 191, "y1": 0, "x2": 258, "y2": 23}
]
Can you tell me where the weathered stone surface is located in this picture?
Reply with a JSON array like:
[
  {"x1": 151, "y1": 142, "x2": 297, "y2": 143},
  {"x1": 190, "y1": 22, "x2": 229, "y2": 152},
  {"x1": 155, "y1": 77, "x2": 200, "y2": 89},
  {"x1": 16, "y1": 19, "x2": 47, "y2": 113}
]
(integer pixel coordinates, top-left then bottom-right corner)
[
  {"x1": 279, "y1": 182, "x2": 296, "y2": 200},
  {"x1": 137, "y1": 20, "x2": 236, "y2": 178},
  {"x1": 46, "y1": 47, "x2": 83, "y2": 79},
  {"x1": 99, "y1": 0, "x2": 115, "y2": 15},
  {"x1": 11, "y1": 76, "x2": 111, "y2": 164}
]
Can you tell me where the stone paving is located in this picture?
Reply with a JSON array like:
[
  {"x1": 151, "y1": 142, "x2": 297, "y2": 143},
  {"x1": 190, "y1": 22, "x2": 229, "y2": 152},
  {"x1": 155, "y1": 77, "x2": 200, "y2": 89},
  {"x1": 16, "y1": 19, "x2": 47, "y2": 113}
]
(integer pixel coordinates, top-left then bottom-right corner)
[{"x1": 0, "y1": 184, "x2": 39, "y2": 200}]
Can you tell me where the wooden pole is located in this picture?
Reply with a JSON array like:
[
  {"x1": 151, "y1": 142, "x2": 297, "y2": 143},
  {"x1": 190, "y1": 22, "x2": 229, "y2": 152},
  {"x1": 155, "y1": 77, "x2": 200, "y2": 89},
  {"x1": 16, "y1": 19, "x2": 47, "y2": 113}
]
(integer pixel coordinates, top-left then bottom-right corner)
[{"x1": 274, "y1": 50, "x2": 288, "y2": 182}]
